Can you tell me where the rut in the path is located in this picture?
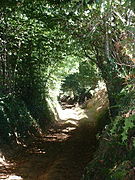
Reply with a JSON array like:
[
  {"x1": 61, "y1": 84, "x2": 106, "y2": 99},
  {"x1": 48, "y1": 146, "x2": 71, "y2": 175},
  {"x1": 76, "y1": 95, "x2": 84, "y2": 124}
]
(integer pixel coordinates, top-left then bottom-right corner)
[{"x1": 0, "y1": 120, "x2": 98, "y2": 180}]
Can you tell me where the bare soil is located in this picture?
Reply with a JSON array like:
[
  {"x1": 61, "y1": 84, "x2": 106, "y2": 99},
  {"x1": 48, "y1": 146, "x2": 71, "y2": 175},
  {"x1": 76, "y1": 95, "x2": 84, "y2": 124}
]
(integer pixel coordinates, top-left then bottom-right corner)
[{"x1": 0, "y1": 120, "x2": 98, "y2": 180}]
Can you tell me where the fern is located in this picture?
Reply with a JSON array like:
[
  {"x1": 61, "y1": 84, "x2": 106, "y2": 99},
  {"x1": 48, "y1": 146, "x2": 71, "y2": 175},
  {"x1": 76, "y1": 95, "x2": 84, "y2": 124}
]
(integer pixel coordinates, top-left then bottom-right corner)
[{"x1": 121, "y1": 115, "x2": 135, "y2": 142}]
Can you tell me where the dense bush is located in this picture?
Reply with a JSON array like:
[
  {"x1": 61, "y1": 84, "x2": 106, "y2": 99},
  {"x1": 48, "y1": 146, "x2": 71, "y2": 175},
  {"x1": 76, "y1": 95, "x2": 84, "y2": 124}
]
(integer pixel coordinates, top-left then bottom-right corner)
[
  {"x1": 83, "y1": 84, "x2": 135, "y2": 179},
  {"x1": 0, "y1": 94, "x2": 40, "y2": 144}
]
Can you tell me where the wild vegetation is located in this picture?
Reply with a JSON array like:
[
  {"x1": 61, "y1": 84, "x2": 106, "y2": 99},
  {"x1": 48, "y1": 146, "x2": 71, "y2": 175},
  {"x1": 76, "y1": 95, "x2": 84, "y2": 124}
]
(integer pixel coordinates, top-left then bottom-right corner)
[{"x1": 0, "y1": 0, "x2": 135, "y2": 179}]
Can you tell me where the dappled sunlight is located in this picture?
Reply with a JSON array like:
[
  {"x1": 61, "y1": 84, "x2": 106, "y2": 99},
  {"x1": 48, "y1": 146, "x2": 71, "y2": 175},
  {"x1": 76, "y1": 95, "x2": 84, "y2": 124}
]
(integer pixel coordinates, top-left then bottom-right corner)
[
  {"x1": 0, "y1": 0, "x2": 134, "y2": 179},
  {"x1": 0, "y1": 87, "x2": 108, "y2": 180},
  {"x1": 0, "y1": 153, "x2": 23, "y2": 180},
  {"x1": 57, "y1": 103, "x2": 88, "y2": 121},
  {"x1": 43, "y1": 132, "x2": 70, "y2": 142},
  {"x1": 0, "y1": 86, "x2": 109, "y2": 180},
  {"x1": 4, "y1": 175, "x2": 23, "y2": 180},
  {"x1": 54, "y1": 85, "x2": 108, "y2": 126},
  {"x1": 86, "y1": 87, "x2": 109, "y2": 120}
]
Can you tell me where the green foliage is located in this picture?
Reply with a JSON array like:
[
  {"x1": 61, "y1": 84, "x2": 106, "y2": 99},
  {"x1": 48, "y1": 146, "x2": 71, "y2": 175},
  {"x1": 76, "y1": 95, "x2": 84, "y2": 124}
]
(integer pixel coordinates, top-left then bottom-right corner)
[
  {"x1": 109, "y1": 161, "x2": 130, "y2": 180},
  {"x1": 83, "y1": 125, "x2": 134, "y2": 179},
  {"x1": 61, "y1": 60, "x2": 99, "y2": 97},
  {"x1": 60, "y1": 0, "x2": 134, "y2": 115},
  {"x1": 111, "y1": 83, "x2": 135, "y2": 143},
  {"x1": 0, "y1": 1, "x2": 69, "y2": 126},
  {"x1": 0, "y1": 94, "x2": 39, "y2": 144},
  {"x1": 121, "y1": 115, "x2": 135, "y2": 142},
  {"x1": 83, "y1": 81, "x2": 135, "y2": 179},
  {"x1": 0, "y1": 0, "x2": 134, "y2": 159}
]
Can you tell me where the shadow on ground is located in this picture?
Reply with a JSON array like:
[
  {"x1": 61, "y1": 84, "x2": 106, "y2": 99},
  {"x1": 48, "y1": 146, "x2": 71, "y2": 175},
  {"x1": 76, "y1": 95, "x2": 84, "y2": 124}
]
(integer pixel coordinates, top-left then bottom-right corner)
[{"x1": 0, "y1": 119, "x2": 98, "y2": 180}]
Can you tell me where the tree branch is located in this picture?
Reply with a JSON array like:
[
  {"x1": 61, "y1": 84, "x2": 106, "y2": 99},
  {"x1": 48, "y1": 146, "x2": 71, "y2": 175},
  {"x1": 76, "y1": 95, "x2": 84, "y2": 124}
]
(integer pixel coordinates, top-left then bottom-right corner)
[{"x1": 84, "y1": 50, "x2": 97, "y2": 65}]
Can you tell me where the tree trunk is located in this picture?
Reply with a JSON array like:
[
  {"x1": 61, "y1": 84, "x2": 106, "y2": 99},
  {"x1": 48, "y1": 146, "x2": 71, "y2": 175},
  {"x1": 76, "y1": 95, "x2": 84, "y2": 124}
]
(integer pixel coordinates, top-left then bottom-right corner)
[{"x1": 96, "y1": 54, "x2": 124, "y2": 117}]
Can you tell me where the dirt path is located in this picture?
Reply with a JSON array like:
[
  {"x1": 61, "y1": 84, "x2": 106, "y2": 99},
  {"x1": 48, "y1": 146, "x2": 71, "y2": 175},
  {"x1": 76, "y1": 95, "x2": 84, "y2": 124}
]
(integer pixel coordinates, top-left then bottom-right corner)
[
  {"x1": 0, "y1": 119, "x2": 98, "y2": 180},
  {"x1": 0, "y1": 88, "x2": 108, "y2": 180}
]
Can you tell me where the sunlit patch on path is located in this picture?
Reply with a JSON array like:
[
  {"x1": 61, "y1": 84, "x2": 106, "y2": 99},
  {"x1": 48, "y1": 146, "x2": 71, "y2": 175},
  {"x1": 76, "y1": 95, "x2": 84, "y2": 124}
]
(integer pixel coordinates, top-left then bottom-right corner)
[
  {"x1": 0, "y1": 152, "x2": 23, "y2": 180},
  {"x1": 57, "y1": 103, "x2": 88, "y2": 121},
  {"x1": 0, "y1": 88, "x2": 108, "y2": 180},
  {"x1": 3, "y1": 175, "x2": 23, "y2": 180},
  {"x1": 0, "y1": 117, "x2": 97, "y2": 180}
]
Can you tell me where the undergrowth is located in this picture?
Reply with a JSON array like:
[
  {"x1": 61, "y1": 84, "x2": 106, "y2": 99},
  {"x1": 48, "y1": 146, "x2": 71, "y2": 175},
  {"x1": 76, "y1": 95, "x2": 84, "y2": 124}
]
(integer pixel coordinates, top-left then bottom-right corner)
[
  {"x1": 83, "y1": 83, "x2": 135, "y2": 180},
  {"x1": 0, "y1": 94, "x2": 40, "y2": 145}
]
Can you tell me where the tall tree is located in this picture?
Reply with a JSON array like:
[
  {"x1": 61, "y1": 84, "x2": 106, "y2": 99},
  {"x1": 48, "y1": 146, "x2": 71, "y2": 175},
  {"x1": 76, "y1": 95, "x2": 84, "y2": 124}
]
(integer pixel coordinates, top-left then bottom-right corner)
[{"x1": 58, "y1": 0, "x2": 135, "y2": 115}]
